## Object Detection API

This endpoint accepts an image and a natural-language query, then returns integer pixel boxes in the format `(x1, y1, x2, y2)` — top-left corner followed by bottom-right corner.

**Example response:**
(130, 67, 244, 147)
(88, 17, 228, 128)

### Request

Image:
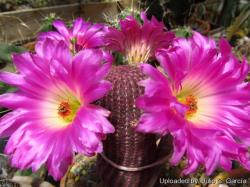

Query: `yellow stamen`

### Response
(185, 95, 198, 118)
(57, 98, 80, 123)
(126, 42, 151, 64)
(178, 94, 198, 119)
(58, 101, 71, 118)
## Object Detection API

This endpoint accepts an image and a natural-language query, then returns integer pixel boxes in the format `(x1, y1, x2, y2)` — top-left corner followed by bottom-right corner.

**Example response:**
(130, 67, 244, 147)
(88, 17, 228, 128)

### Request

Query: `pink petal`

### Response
(53, 20, 70, 39)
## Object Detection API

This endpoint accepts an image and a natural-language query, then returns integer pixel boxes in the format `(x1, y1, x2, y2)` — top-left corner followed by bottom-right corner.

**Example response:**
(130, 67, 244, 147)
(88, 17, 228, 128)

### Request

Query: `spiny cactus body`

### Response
(97, 65, 157, 187)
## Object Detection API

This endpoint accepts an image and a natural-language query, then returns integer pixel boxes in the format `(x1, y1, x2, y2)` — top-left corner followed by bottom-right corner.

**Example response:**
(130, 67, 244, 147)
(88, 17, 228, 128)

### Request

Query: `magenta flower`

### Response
(136, 32, 250, 175)
(39, 18, 105, 51)
(105, 12, 175, 64)
(0, 39, 114, 180)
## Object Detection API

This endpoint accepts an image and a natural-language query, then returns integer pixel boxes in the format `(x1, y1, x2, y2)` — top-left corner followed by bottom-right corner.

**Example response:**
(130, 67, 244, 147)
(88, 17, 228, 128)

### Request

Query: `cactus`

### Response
(97, 65, 158, 187)
(96, 6, 175, 185)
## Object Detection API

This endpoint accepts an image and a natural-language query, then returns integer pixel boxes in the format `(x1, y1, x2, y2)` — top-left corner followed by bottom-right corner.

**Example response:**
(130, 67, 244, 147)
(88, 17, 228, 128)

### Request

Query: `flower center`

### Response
(57, 99, 80, 123)
(58, 101, 71, 117)
(178, 94, 198, 119)
(184, 95, 198, 118)
(126, 42, 151, 64)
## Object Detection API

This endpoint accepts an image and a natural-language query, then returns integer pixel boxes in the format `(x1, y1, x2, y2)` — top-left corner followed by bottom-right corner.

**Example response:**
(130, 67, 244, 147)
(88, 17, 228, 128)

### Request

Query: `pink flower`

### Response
(39, 18, 105, 51)
(136, 32, 250, 175)
(105, 12, 175, 64)
(0, 39, 114, 180)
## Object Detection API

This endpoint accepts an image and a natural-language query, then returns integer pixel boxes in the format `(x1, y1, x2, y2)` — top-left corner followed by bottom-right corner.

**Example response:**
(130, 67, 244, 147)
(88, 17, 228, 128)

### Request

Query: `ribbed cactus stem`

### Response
(97, 65, 157, 187)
